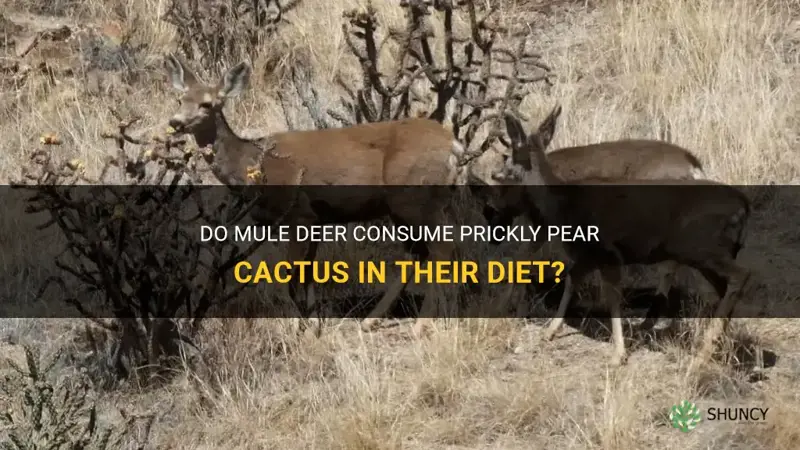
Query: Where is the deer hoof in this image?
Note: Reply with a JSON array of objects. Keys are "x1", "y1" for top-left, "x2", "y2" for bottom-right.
[{"x1": 542, "y1": 329, "x2": 557, "y2": 342}]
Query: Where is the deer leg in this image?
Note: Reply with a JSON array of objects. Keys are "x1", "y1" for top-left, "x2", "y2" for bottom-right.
[
  {"x1": 689, "y1": 261, "x2": 751, "y2": 373},
  {"x1": 305, "y1": 241, "x2": 322, "y2": 337},
  {"x1": 543, "y1": 262, "x2": 591, "y2": 341},
  {"x1": 361, "y1": 222, "x2": 421, "y2": 333},
  {"x1": 640, "y1": 261, "x2": 680, "y2": 331},
  {"x1": 286, "y1": 241, "x2": 305, "y2": 329},
  {"x1": 450, "y1": 238, "x2": 482, "y2": 296},
  {"x1": 412, "y1": 240, "x2": 457, "y2": 336},
  {"x1": 483, "y1": 206, "x2": 519, "y2": 245},
  {"x1": 360, "y1": 269, "x2": 412, "y2": 332},
  {"x1": 287, "y1": 240, "x2": 322, "y2": 337},
  {"x1": 655, "y1": 260, "x2": 679, "y2": 330},
  {"x1": 601, "y1": 266, "x2": 627, "y2": 367},
  {"x1": 542, "y1": 275, "x2": 572, "y2": 341}
]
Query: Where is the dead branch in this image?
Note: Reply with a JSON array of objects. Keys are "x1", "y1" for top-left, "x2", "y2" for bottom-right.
[
  {"x1": 161, "y1": 0, "x2": 302, "y2": 69},
  {"x1": 10, "y1": 111, "x2": 264, "y2": 382},
  {"x1": 285, "y1": 0, "x2": 551, "y2": 165}
]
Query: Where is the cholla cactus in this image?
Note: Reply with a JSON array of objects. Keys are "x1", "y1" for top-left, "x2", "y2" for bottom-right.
[{"x1": 1, "y1": 345, "x2": 153, "y2": 449}]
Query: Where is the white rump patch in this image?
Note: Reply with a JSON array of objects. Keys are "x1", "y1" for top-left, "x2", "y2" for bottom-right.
[{"x1": 690, "y1": 166, "x2": 707, "y2": 180}]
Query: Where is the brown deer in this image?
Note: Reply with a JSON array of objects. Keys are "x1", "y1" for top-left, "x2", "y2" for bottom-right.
[
  {"x1": 481, "y1": 107, "x2": 751, "y2": 371},
  {"x1": 475, "y1": 107, "x2": 706, "y2": 227},
  {"x1": 472, "y1": 106, "x2": 707, "y2": 326},
  {"x1": 163, "y1": 54, "x2": 467, "y2": 335}
]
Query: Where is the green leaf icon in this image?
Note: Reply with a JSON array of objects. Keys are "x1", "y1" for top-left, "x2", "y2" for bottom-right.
[{"x1": 669, "y1": 400, "x2": 702, "y2": 432}]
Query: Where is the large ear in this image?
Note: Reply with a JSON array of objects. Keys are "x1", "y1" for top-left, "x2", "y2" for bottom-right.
[
  {"x1": 218, "y1": 62, "x2": 252, "y2": 99},
  {"x1": 504, "y1": 114, "x2": 527, "y2": 148},
  {"x1": 535, "y1": 104, "x2": 562, "y2": 149},
  {"x1": 164, "y1": 53, "x2": 197, "y2": 92},
  {"x1": 504, "y1": 114, "x2": 532, "y2": 169}
]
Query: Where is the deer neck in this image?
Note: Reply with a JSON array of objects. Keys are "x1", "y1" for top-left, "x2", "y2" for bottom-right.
[
  {"x1": 191, "y1": 119, "x2": 217, "y2": 148},
  {"x1": 525, "y1": 145, "x2": 567, "y2": 224},
  {"x1": 209, "y1": 110, "x2": 261, "y2": 185}
]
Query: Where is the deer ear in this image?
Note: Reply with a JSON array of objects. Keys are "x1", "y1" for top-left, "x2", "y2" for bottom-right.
[
  {"x1": 536, "y1": 105, "x2": 562, "y2": 148},
  {"x1": 505, "y1": 114, "x2": 533, "y2": 168},
  {"x1": 164, "y1": 53, "x2": 200, "y2": 92},
  {"x1": 218, "y1": 62, "x2": 252, "y2": 98},
  {"x1": 504, "y1": 114, "x2": 527, "y2": 147},
  {"x1": 164, "y1": 54, "x2": 188, "y2": 92}
]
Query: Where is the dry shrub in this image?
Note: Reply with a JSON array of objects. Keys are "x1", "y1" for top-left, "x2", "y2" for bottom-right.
[{"x1": 162, "y1": 0, "x2": 303, "y2": 71}]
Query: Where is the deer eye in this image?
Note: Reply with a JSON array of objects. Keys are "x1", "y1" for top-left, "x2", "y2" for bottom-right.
[{"x1": 199, "y1": 102, "x2": 213, "y2": 109}]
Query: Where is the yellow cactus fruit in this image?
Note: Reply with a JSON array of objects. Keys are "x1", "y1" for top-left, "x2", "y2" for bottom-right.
[
  {"x1": 66, "y1": 159, "x2": 85, "y2": 171},
  {"x1": 246, "y1": 166, "x2": 262, "y2": 181},
  {"x1": 39, "y1": 134, "x2": 61, "y2": 145}
]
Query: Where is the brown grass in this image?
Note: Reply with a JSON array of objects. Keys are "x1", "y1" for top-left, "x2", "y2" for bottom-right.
[{"x1": 1, "y1": 0, "x2": 800, "y2": 448}]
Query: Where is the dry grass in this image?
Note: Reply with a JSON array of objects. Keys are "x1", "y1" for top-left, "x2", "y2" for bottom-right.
[{"x1": 1, "y1": 0, "x2": 800, "y2": 448}]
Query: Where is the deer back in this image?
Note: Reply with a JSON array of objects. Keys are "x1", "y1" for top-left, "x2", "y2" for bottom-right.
[
  {"x1": 553, "y1": 178, "x2": 750, "y2": 262},
  {"x1": 547, "y1": 140, "x2": 705, "y2": 181},
  {"x1": 264, "y1": 118, "x2": 462, "y2": 186}
]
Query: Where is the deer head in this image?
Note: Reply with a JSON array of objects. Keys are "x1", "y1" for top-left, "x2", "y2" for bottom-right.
[
  {"x1": 466, "y1": 105, "x2": 562, "y2": 187},
  {"x1": 488, "y1": 105, "x2": 563, "y2": 185},
  {"x1": 163, "y1": 54, "x2": 252, "y2": 146}
]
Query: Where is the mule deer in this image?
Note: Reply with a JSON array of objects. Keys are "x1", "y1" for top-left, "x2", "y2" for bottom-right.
[
  {"x1": 472, "y1": 106, "x2": 707, "y2": 326},
  {"x1": 478, "y1": 107, "x2": 705, "y2": 222},
  {"x1": 163, "y1": 54, "x2": 466, "y2": 335},
  {"x1": 483, "y1": 108, "x2": 751, "y2": 370}
]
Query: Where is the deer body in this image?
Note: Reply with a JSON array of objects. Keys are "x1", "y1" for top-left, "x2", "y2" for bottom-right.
[
  {"x1": 487, "y1": 109, "x2": 751, "y2": 371},
  {"x1": 211, "y1": 115, "x2": 463, "y2": 187},
  {"x1": 476, "y1": 107, "x2": 706, "y2": 224},
  {"x1": 164, "y1": 54, "x2": 464, "y2": 335},
  {"x1": 480, "y1": 138, "x2": 707, "y2": 227},
  {"x1": 547, "y1": 139, "x2": 705, "y2": 181},
  {"x1": 266, "y1": 119, "x2": 463, "y2": 185},
  {"x1": 474, "y1": 107, "x2": 707, "y2": 327}
]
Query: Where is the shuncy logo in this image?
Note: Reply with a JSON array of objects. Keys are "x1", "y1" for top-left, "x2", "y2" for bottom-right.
[{"x1": 669, "y1": 400, "x2": 703, "y2": 433}]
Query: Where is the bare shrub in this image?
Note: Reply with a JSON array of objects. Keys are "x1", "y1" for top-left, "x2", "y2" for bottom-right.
[
  {"x1": 161, "y1": 0, "x2": 302, "y2": 70},
  {"x1": 5, "y1": 0, "x2": 555, "y2": 384},
  {"x1": 286, "y1": 0, "x2": 552, "y2": 161},
  {"x1": 9, "y1": 111, "x2": 265, "y2": 384}
]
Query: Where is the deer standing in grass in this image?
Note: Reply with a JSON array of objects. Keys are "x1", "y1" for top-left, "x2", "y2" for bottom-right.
[
  {"x1": 473, "y1": 106, "x2": 708, "y2": 327},
  {"x1": 163, "y1": 54, "x2": 466, "y2": 335},
  {"x1": 482, "y1": 107, "x2": 751, "y2": 370}
]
